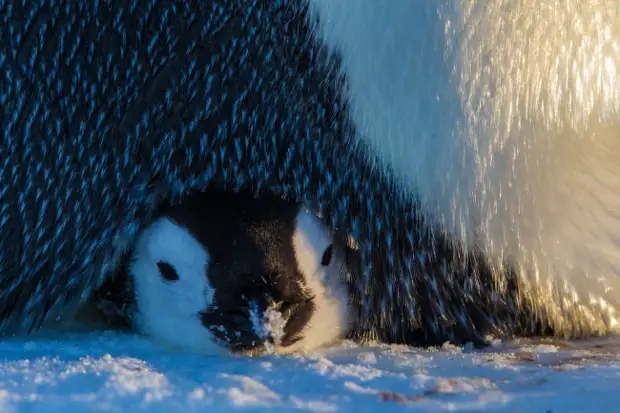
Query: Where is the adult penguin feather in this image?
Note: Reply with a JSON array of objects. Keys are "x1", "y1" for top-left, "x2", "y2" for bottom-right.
[{"x1": 1, "y1": 1, "x2": 619, "y2": 346}]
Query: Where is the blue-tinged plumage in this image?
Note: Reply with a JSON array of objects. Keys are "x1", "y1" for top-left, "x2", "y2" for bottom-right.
[{"x1": 2, "y1": 0, "x2": 612, "y2": 348}]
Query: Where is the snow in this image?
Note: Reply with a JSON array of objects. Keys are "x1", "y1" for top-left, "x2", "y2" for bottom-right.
[
  {"x1": 249, "y1": 301, "x2": 287, "y2": 353},
  {"x1": 1, "y1": 331, "x2": 620, "y2": 412}
]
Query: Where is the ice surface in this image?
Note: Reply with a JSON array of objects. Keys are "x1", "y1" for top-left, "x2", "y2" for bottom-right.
[{"x1": 0, "y1": 330, "x2": 619, "y2": 412}]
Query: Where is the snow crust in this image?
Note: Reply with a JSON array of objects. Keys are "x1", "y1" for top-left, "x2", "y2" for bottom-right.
[{"x1": 1, "y1": 331, "x2": 619, "y2": 412}]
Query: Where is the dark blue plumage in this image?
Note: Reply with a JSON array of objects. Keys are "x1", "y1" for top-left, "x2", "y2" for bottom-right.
[{"x1": 0, "y1": 0, "x2": 566, "y2": 346}]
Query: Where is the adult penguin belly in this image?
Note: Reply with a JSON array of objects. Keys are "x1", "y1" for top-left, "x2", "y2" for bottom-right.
[{"x1": 308, "y1": 0, "x2": 620, "y2": 340}]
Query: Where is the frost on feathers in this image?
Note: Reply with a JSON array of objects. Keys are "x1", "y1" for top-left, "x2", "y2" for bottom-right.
[
  {"x1": 248, "y1": 302, "x2": 287, "y2": 354},
  {"x1": 0, "y1": 1, "x2": 618, "y2": 347}
]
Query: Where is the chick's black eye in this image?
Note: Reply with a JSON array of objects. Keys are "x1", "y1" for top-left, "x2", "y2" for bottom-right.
[
  {"x1": 321, "y1": 245, "x2": 333, "y2": 266},
  {"x1": 157, "y1": 261, "x2": 179, "y2": 282}
]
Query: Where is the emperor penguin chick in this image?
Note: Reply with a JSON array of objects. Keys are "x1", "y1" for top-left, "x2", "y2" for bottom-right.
[{"x1": 124, "y1": 188, "x2": 353, "y2": 356}]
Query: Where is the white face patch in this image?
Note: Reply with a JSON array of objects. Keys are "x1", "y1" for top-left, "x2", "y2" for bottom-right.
[
  {"x1": 128, "y1": 217, "x2": 227, "y2": 356},
  {"x1": 273, "y1": 209, "x2": 353, "y2": 354}
]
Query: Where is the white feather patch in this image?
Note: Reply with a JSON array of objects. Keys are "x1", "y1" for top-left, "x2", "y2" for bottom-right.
[
  {"x1": 129, "y1": 218, "x2": 227, "y2": 355},
  {"x1": 278, "y1": 210, "x2": 353, "y2": 354}
]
